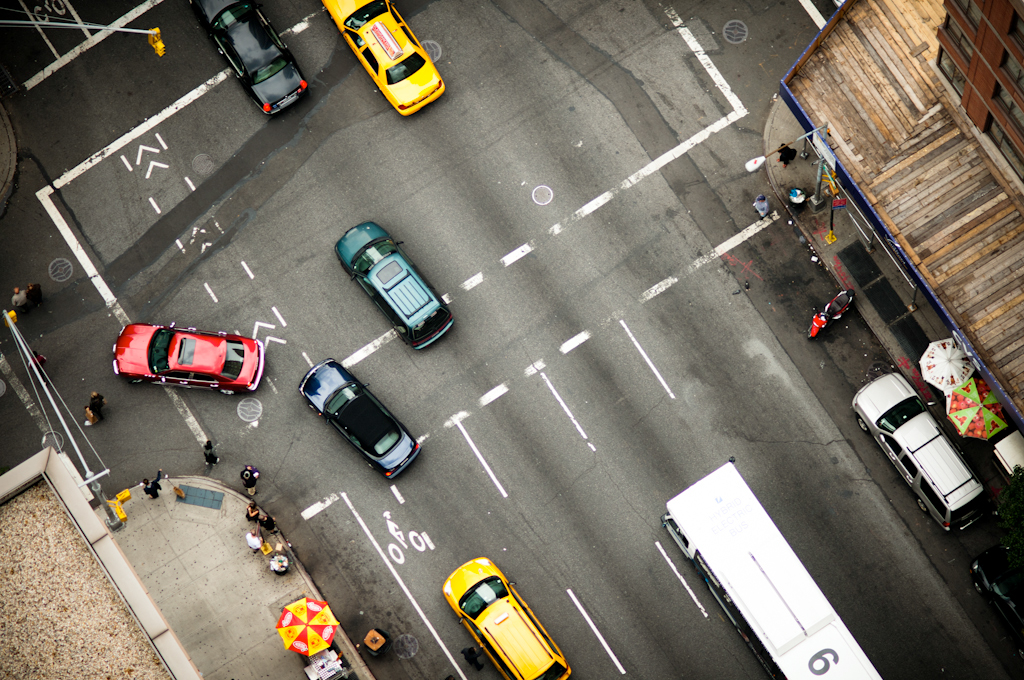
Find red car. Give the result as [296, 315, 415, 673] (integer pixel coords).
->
[113, 323, 264, 394]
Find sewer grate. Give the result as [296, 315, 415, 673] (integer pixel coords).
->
[862, 279, 908, 324]
[891, 315, 931, 363]
[49, 258, 74, 282]
[838, 242, 882, 286]
[723, 20, 748, 44]
[175, 485, 224, 509]
[422, 40, 442, 62]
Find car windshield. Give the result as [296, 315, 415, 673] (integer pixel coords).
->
[343, 0, 386, 29]
[325, 384, 361, 415]
[876, 396, 926, 433]
[253, 55, 289, 84]
[222, 340, 246, 380]
[213, 2, 254, 30]
[352, 240, 398, 274]
[374, 428, 401, 455]
[538, 662, 568, 680]
[386, 52, 426, 84]
[994, 566, 1024, 601]
[149, 329, 175, 373]
[459, 576, 508, 618]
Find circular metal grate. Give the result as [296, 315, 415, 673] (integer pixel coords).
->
[49, 257, 74, 282]
[393, 634, 418, 659]
[422, 40, 442, 62]
[237, 397, 263, 423]
[723, 20, 748, 44]
[192, 154, 216, 176]
[532, 185, 553, 206]
[41, 431, 64, 451]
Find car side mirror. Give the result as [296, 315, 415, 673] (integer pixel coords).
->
[350, 272, 357, 280]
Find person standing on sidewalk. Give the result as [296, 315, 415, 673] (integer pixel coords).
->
[142, 469, 164, 499]
[203, 440, 219, 465]
[461, 646, 485, 671]
[259, 513, 277, 534]
[89, 391, 106, 421]
[11, 286, 29, 314]
[753, 194, 769, 217]
[245, 501, 260, 522]
[25, 283, 42, 308]
[241, 465, 260, 496]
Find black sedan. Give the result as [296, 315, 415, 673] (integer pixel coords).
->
[190, 0, 307, 113]
[971, 545, 1024, 656]
[299, 359, 420, 477]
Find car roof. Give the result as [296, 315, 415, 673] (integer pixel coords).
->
[338, 394, 396, 454]
[224, 14, 282, 75]
[369, 255, 439, 323]
[337, 222, 390, 266]
[479, 598, 557, 679]
[854, 373, 916, 423]
[169, 332, 227, 374]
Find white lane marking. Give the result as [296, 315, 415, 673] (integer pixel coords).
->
[559, 331, 590, 355]
[655, 541, 708, 618]
[641, 212, 779, 303]
[342, 330, 398, 368]
[24, 0, 170, 90]
[241, 261, 254, 279]
[416, 433, 430, 445]
[272, 306, 287, 327]
[619, 320, 675, 399]
[0, 353, 46, 430]
[148, 197, 161, 214]
[342, 493, 468, 680]
[391, 485, 405, 504]
[17, 0, 60, 59]
[265, 336, 286, 345]
[540, 372, 590, 444]
[136, 145, 159, 164]
[64, 0, 92, 38]
[184, 176, 196, 191]
[479, 383, 508, 406]
[144, 161, 168, 179]
[120, 155, 132, 171]
[50, 69, 230, 188]
[441, 292, 452, 304]
[204, 283, 218, 303]
[524, 360, 546, 377]
[175, 239, 185, 254]
[290, 19, 311, 33]
[566, 589, 626, 674]
[155, 132, 167, 150]
[461, 272, 483, 290]
[797, 0, 827, 28]
[162, 387, 209, 443]
[301, 352, 313, 368]
[446, 414, 508, 498]
[301, 493, 339, 520]
[665, 10, 745, 115]
[501, 243, 533, 266]
[252, 321, 275, 338]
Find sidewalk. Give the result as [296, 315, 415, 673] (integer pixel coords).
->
[100, 475, 374, 680]
[761, 97, 1009, 498]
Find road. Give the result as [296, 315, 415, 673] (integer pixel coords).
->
[0, 0, 1018, 678]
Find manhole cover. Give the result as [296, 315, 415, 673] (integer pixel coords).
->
[41, 431, 64, 451]
[422, 40, 442, 62]
[237, 397, 263, 422]
[532, 185, 553, 206]
[393, 634, 418, 659]
[723, 20, 748, 44]
[192, 154, 215, 176]
[49, 258, 74, 282]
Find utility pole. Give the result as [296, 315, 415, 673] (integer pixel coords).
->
[0, 19, 165, 56]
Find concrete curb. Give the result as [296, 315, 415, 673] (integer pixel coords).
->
[0, 101, 16, 219]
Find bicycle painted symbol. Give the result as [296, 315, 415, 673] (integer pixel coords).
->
[383, 510, 435, 564]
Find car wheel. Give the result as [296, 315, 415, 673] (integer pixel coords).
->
[220, 389, 234, 395]
[974, 581, 984, 594]
[130, 379, 143, 384]
[916, 498, 929, 513]
[855, 415, 869, 433]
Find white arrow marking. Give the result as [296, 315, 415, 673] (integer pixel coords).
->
[145, 161, 169, 179]
[136, 145, 160, 165]
[266, 336, 286, 345]
[252, 321, 275, 339]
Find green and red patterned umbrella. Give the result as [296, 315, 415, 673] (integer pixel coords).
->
[946, 377, 1008, 440]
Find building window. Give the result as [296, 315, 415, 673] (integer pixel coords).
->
[951, 0, 982, 28]
[995, 85, 1024, 134]
[1012, 13, 1024, 49]
[945, 15, 975, 60]
[939, 49, 967, 95]
[1005, 52, 1024, 91]
[988, 120, 1024, 180]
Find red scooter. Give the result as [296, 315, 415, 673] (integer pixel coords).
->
[808, 289, 856, 339]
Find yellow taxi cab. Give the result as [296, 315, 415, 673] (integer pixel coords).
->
[442, 558, 571, 680]
[321, 0, 444, 115]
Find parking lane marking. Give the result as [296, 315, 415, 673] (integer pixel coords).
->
[620, 320, 674, 399]
[479, 383, 508, 406]
[271, 306, 287, 327]
[461, 272, 483, 290]
[148, 197, 161, 214]
[301, 352, 313, 367]
[559, 331, 590, 355]
[524, 360, 545, 377]
[566, 589, 626, 674]
[391, 485, 405, 504]
[342, 330, 397, 368]
[241, 261, 254, 279]
[341, 492, 468, 680]
[16, 0, 60, 59]
[540, 372, 594, 451]
[203, 283, 218, 303]
[446, 412, 508, 498]
[184, 176, 196, 191]
[301, 493, 338, 520]
[501, 243, 533, 267]
[655, 540, 708, 618]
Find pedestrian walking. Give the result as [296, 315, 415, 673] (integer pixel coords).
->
[259, 513, 277, 534]
[203, 440, 219, 465]
[25, 283, 42, 308]
[245, 501, 260, 522]
[461, 647, 485, 671]
[778, 144, 797, 168]
[753, 194, 769, 217]
[245, 526, 263, 552]
[142, 469, 164, 499]
[89, 392, 106, 420]
[11, 286, 29, 314]
[240, 464, 260, 496]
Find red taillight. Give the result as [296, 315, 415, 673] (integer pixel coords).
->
[263, 103, 271, 112]
[300, 80, 307, 90]
[398, 103, 410, 110]
[385, 469, 394, 477]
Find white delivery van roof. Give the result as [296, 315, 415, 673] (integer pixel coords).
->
[665, 463, 882, 679]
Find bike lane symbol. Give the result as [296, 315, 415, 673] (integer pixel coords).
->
[384, 510, 435, 564]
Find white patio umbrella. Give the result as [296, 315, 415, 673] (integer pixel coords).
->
[919, 338, 974, 393]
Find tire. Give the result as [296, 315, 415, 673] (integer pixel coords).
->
[916, 498, 929, 513]
[974, 581, 983, 594]
[856, 416, 869, 433]
[220, 389, 234, 395]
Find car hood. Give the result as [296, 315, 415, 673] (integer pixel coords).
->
[854, 373, 916, 423]
[251, 61, 304, 107]
[299, 359, 355, 412]
[336, 222, 389, 267]
[114, 324, 159, 375]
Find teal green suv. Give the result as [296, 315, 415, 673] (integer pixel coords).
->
[335, 222, 453, 349]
